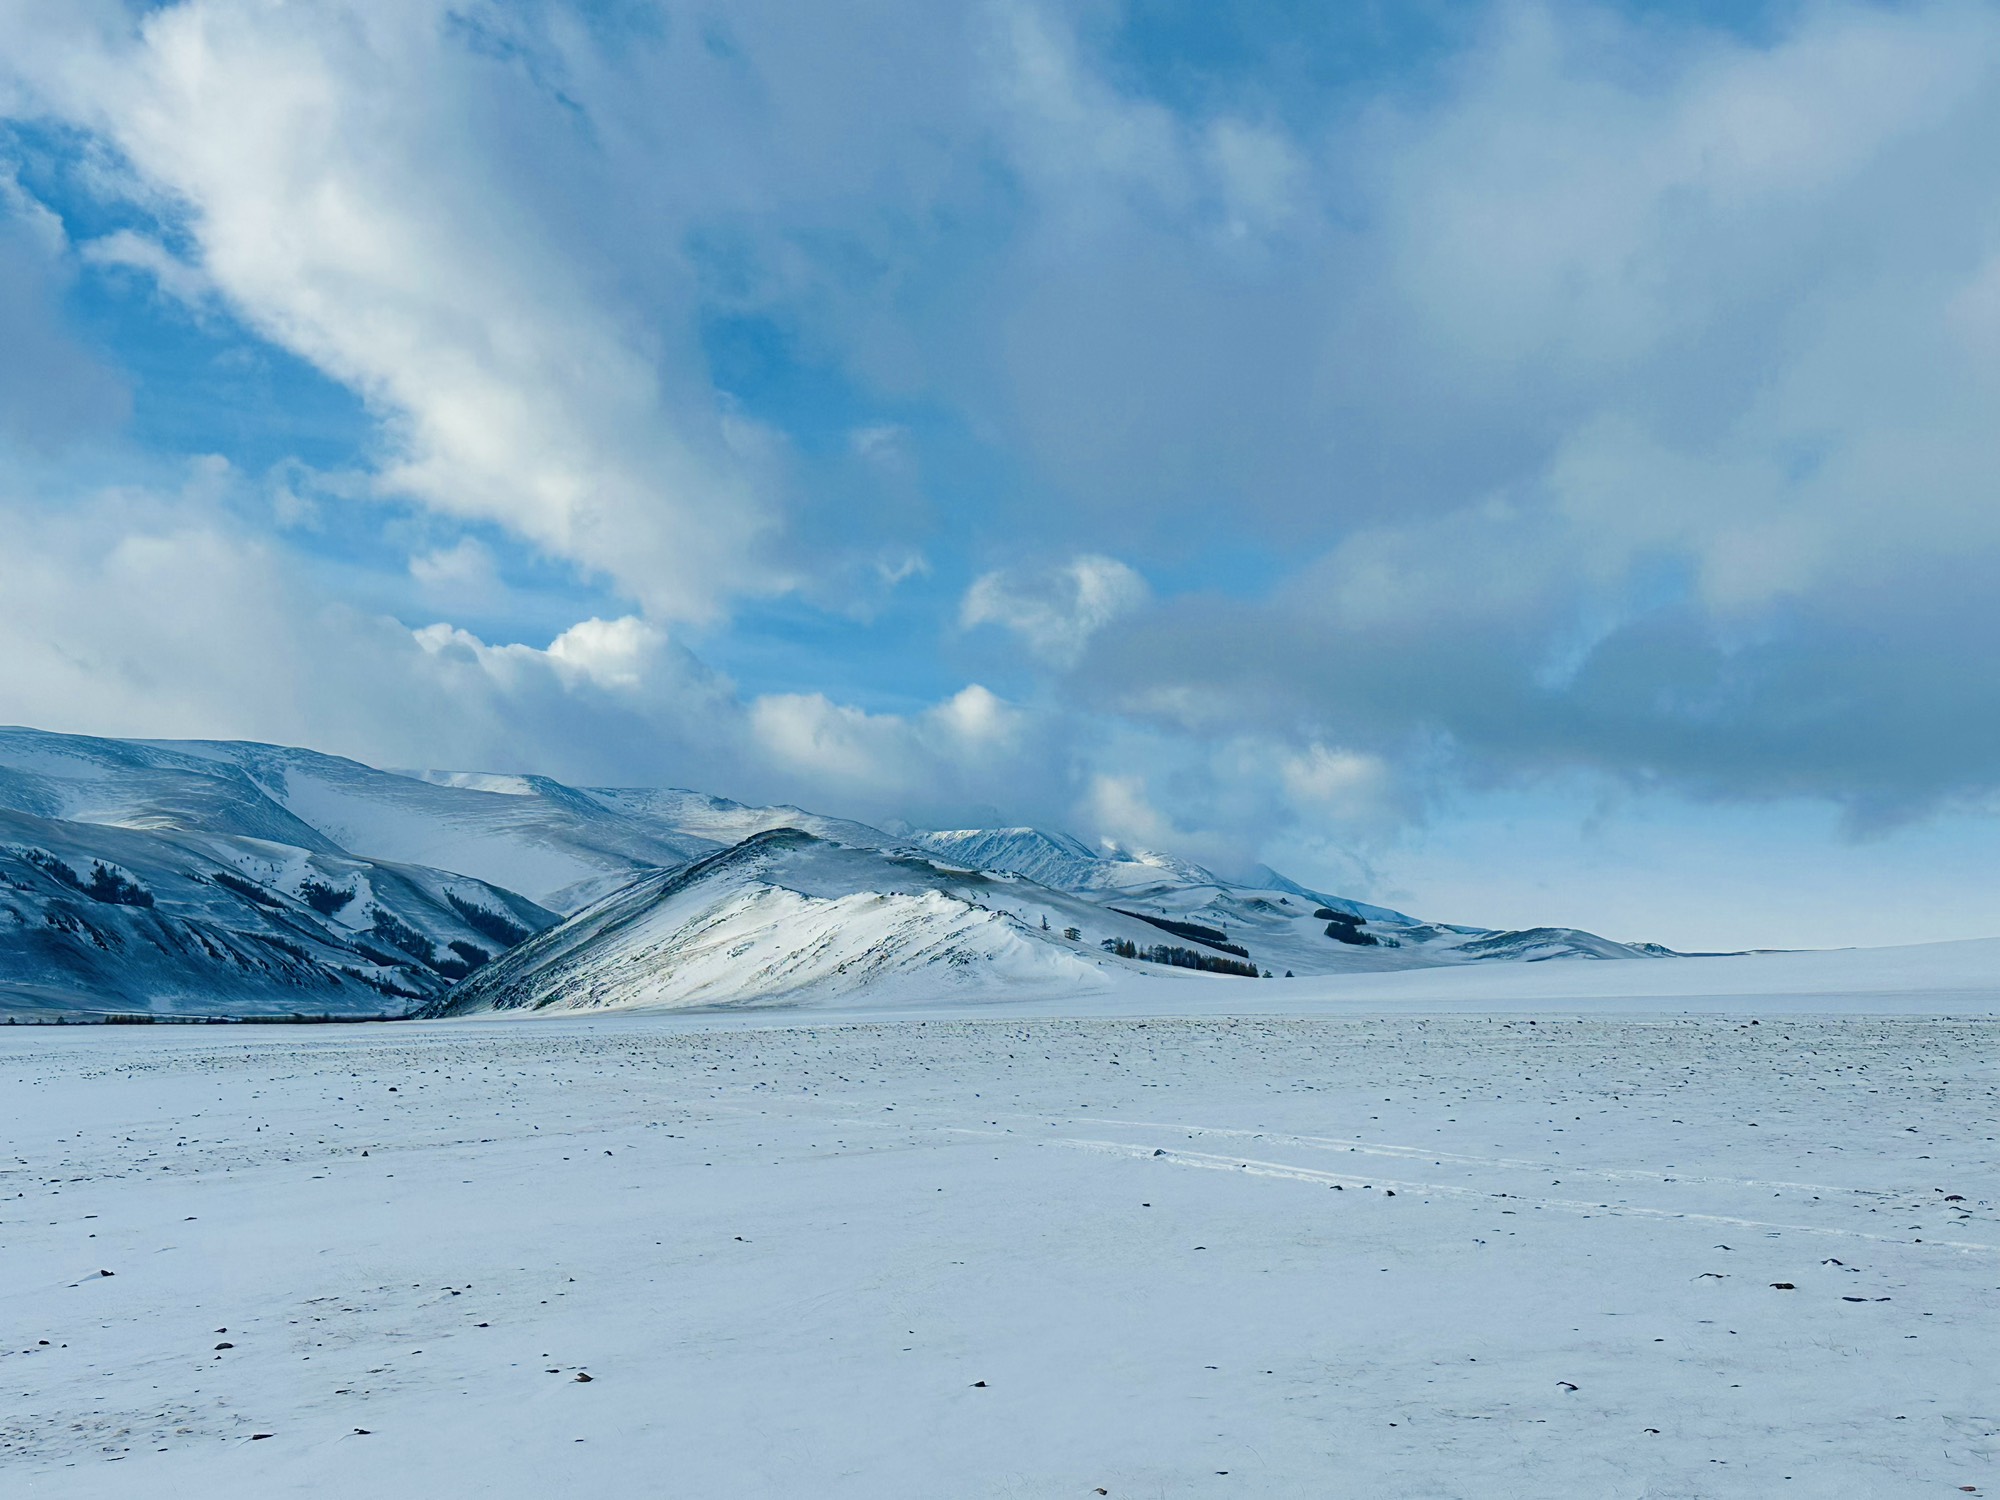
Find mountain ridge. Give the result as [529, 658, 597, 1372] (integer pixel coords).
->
[0, 727, 1689, 1019]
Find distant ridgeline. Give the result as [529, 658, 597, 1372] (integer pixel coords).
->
[0, 728, 1687, 1020]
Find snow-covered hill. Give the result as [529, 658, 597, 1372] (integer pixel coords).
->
[426, 828, 1132, 1016]
[431, 825, 1679, 1017]
[0, 804, 552, 1019]
[914, 825, 1664, 979]
[0, 727, 1686, 1018]
[0, 728, 710, 913]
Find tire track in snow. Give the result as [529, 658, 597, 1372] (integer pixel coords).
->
[705, 1097, 1986, 1249]
[1024, 1113, 1866, 1195]
[1035, 1136, 2000, 1254]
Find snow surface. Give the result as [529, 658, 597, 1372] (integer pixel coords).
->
[1263, 934, 2000, 1013]
[3, 983, 1994, 1497]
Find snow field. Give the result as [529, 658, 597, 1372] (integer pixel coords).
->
[2, 1011, 1994, 1497]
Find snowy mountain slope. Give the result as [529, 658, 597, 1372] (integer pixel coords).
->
[914, 826, 1121, 893]
[579, 785, 899, 855]
[4, 726, 1670, 969]
[430, 824, 1680, 1017]
[0, 728, 345, 852]
[919, 827, 1411, 923]
[0, 727, 689, 911]
[153, 740, 715, 912]
[0, 730, 965, 1017]
[425, 828, 1182, 1015]
[0, 804, 554, 1019]
[0, 727, 1686, 1018]
[164, 743, 892, 913]
[914, 825, 1660, 976]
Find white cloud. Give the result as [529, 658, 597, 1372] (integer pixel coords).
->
[1053, 0, 2000, 817]
[0, 457, 1059, 826]
[1080, 772, 1178, 852]
[412, 615, 672, 697]
[927, 683, 1020, 749]
[961, 554, 1148, 666]
[79, 228, 212, 306]
[3, 1, 780, 621]
[543, 617, 668, 693]
[9, 0, 2000, 906]
[408, 535, 499, 604]
[748, 683, 1031, 808]
[1280, 745, 1391, 823]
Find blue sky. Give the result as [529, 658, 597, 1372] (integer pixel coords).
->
[3, 0, 2000, 950]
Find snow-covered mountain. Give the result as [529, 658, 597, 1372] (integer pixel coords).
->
[426, 828, 1126, 1016]
[0, 727, 1683, 1019]
[0, 727, 712, 913]
[0, 803, 552, 1019]
[432, 826, 1675, 1017]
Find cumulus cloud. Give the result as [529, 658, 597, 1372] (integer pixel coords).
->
[748, 684, 1035, 816]
[78, 228, 213, 308]
[408, 535, 501, 608]
[1060, 0, 2000, 821]
[0, 458, 1063, 826]
[5, 0, 2000, 879]
[0, 473, 728, 782]
[413, 615, 672, 696]
[961, 554, 1148, 666]
[1280, 745, 1393, 825]
[1, 0, 780, 620]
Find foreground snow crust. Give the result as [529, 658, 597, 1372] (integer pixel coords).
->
[3, 996, 1995, 1498]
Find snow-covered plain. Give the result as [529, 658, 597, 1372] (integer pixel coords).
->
[5, 971, 1996, 1497]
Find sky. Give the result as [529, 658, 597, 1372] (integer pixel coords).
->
[2, 0, 1999, 952]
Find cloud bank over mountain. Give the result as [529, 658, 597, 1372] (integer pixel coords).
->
[3, 0, 2000, 947]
